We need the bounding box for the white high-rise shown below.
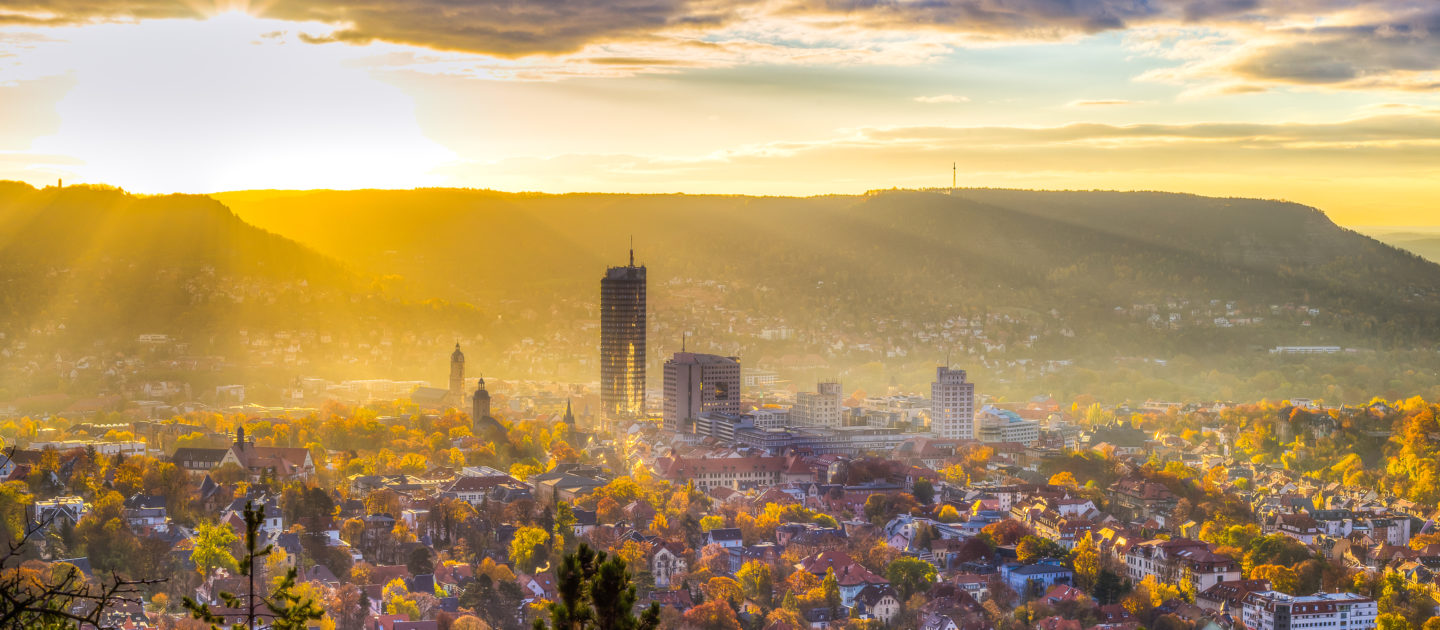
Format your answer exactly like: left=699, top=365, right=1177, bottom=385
left=931, top=366, right=975, bottom=439
left=793, top=381, right=843, bottom=427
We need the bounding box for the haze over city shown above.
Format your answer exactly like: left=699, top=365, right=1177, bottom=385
left=3, top=2, right=1440, bottom=630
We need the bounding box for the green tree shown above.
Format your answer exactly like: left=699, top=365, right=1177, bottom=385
left=1244, top=534, right=1312, bottom=574
left=535, top=543, right=661, bottom=630
left=1016, top=536, right=1066, bottom=564
left=407, top=547, right=434, bottom=576
left=912, top=479, right=934, bottom=505
left=184, top=501, right=325, bottom=630
left=885, top=556, right=937, bottom=601
left=554, top=502, right=578, bottom=555
left=1093, top=568, right=1125, bottom=606
left=191, top=520, right=239, bottom=578
left=736, top=560, right=775, bottom=609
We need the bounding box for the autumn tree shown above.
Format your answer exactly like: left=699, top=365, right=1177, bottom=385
left=821, top=568, right=842, bottom=615
left=507, top=526, right=549, bottom=574
left=1073, top=532, right=1101, bottom=591
left=681, top=599, right=742, bottom=630
left=1250, top=564, right=1300, bottom=595
left=981, top=519, right=1031, bottom=546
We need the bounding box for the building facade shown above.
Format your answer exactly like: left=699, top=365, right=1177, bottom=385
left=793, top=381, right=844, bottom=427
left=662, top=352, right=741, bottom=431
left=977, top=405, right=1041, bottom=444
left=931, top=367, right=976, bottom=440
left=1242, top=591, right=1376, bottom=630
left=600, top=251, right=646, bottom=419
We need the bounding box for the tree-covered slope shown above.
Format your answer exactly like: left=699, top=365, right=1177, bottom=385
left=215, top=188, right=1440, bottom=350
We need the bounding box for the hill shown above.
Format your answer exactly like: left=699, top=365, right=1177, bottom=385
left=0, top=183, right=493, bottom=398
left=6, top=184, right=1440, bottom=404
left=1360, top=228, right=1440, bottom=265
left=215, top=188, right=1440, bottom=351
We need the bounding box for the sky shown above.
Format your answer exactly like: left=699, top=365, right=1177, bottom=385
left=0, top=0, right=1437, bottom=225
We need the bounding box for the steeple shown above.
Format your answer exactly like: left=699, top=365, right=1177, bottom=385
left=472, top=377, right=491, bottom=422
left=449, top=343, right=465, bottom=406
left=564, top=398, right=575, bottom=424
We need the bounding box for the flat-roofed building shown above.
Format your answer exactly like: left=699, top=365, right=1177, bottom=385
left=663, top=352, right=741, bottom=432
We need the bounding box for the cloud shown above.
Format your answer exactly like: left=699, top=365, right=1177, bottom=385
left=0, top=0, right=750, bottom=55
left=1066, top=99, right=1139, bottom=106
left=436, top=108, right=1440, bottom=225
left=914, top=94, right=968, bottom=103
left=451, top=109, right=1440, bottom=187
left=1132, top=4, right=1440, bottom=93
left=0, top=0, right=1436, bottom=93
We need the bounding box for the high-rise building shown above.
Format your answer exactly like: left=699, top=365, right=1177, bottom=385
left=793, top=381, right=843, bottom=427
left=663, top=352, right=741, bottom=431
left=601, top=249, right=646, bottom=418
left=931, top=366, right=975, bottom=439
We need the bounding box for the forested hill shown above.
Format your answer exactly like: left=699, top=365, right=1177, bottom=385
left=0, top=182, right=478, bottom=349
left=216, top=188, right=1440, bottom=351
left=1362, top=229, right=1440, bottom=265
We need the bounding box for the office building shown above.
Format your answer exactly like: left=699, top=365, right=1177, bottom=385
left=931, top=366, right=975, bottom=440
left=601, top=250, right=646, bottom=418
left=977, top=405, right=1041, bottom=445
left=793, top=381, right=844, bottom=427
left=663, top=352, right=741, bottom=431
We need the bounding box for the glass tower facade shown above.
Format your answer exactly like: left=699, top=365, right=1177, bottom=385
left=601, top=253, right=646, bottom=418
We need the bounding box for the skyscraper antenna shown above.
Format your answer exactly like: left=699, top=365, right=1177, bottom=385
left=629, top=236, right=634, bottom=266
left=682, top=331, right=686, bottom=352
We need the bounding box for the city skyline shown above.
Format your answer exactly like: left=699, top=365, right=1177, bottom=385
left=1, top=3, right=1437, bottom=630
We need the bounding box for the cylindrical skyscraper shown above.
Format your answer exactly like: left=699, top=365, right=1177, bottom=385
left=601, top=249, right=646, bottom=418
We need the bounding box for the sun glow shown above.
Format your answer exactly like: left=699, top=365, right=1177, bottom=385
left=11, top=13, right=452, bottom=193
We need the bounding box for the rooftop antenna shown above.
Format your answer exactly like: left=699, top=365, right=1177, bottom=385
left=629, top=235, right=634, bottom=267
left=682, top=332, right=687, bottom=353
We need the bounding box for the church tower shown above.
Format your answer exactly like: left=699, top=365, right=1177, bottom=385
left=449, top=343, right=465, bottom=407
left=472, top=378, right=491, bottom=422
left=472, top=377, right=502, bottom=440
